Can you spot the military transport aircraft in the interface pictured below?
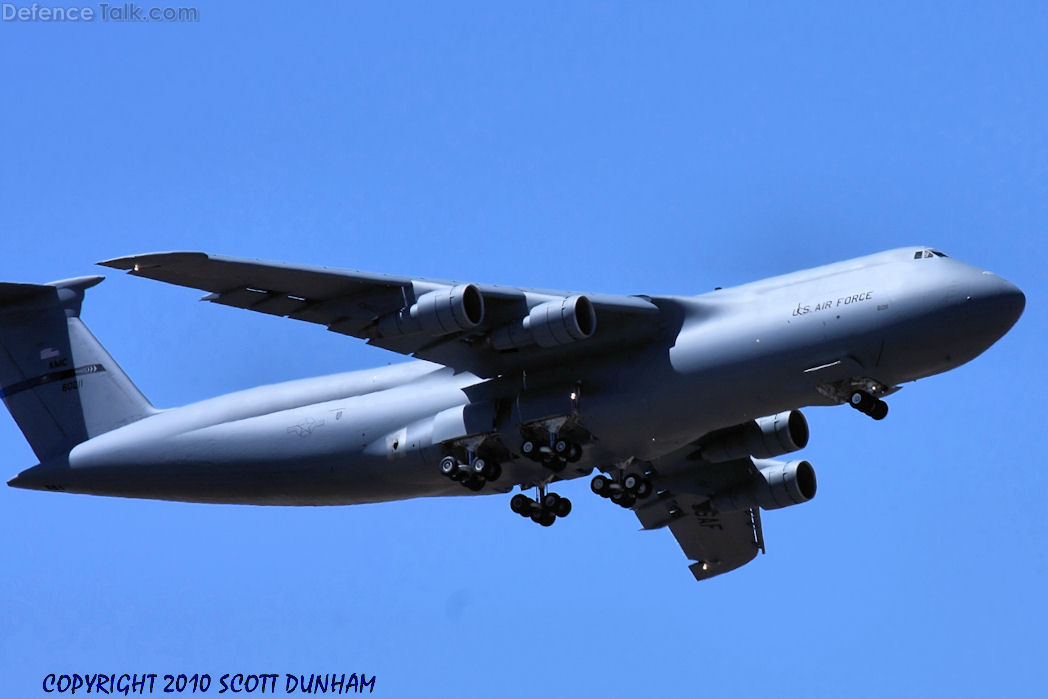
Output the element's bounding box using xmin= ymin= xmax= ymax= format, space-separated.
xmin=2 ymin=247 xmax=1024 ymax=580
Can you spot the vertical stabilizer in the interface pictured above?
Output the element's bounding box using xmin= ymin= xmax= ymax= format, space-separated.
xmin=0 ymin=276 xmax=155 ymax=461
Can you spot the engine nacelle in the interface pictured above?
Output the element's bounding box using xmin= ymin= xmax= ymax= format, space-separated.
xmin=378 ymin=284 xmax=485 ymax=337
xmin=491 ymin=295 xmax=596 ymax=350
xmin=698 ymin=410 xmax=809 ymax=463
xmin=711 ymin=459 xmax=817 ymax=512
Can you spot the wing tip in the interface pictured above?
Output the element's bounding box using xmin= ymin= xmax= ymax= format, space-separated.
xmin=690 ymin=558 xmax=747 ymax=581
xmin=97 ymin=251 xmax=209 ymax=271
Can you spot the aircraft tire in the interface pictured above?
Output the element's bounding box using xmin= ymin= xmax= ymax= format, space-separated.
xmin=612 ymin=492 xmax=636 ymax=508
xmin=440 ymin=456 xmax=458 ymax=476
xmin=535 ymin=511 xmax=556 ymax=527
xmin=623 ymin=473 xmax=641 ymax=492
xmin=871 ymin=400 xmax=889 ymax=420
xmin=554 ymin=497 xmax=572 ymax=518
xmin=510 ymin=493 xmax=531 ymax=515
xmin=850 ymin=390 xmax=875 ymax=412
xmin=635 ymin=479 xmax=653 ymax=499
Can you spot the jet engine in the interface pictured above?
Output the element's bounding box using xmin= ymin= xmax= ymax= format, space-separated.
xmin=378 ymin=284 xmax=485 ymax=337
xmin=711 ymin=459 xmax=817 ymax=512
xmin=699 ymin=410 xmax=809 ymax=463
xmin=491 ymin=295 xmax=596 ymax=350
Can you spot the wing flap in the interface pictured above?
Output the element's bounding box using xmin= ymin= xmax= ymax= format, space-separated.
xmin=634 ymin=486 xmax=763 ymax=581
xmin=671 ymin=504 xmax=764 ymax=581
xmin=637 ymin=454 xmax=769 ymax=581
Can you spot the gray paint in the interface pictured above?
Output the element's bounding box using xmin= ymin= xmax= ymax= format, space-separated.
xmin=2 ymin=246 xmax=1025 ymax=580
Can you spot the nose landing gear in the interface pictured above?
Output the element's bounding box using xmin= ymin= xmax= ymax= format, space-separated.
xmin=849 ymin=390 xmax=888 ymax=420
xmin=818 ymin=377 xmax=898 ymax=422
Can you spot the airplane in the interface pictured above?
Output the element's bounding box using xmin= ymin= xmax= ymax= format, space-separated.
xmin=1 ymin=246 xmax=1025 ymax=580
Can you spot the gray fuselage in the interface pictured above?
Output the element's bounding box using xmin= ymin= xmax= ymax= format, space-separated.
xmin=8 ymin=247 xmax=1024 ymax=504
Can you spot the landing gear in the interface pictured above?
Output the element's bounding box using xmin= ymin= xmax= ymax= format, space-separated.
xmin=622 ymin=473 xmax=653 ymax=498
xmin=849 ymin=390 xmax=888 ymax=421
xmin=440 ymin=455 xmax=459 ymax=478
xmin=470 ymin=458 xmax=502 ymax=481
xmin=520 ymin=433 xmax=583 ymax=473
xmin=511 ymin=488 xmax=571 ymax=526
xmin=591 ymin=470 xmax=652 ymax=509
xmin=440 ymin=453 xmax=502 ymax=491
xmin=543 ymin=492 xmax=573 ymax=517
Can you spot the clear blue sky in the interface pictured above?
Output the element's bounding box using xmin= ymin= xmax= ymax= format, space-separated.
xmin=2 ymin=2 xmax=1045 ymax=697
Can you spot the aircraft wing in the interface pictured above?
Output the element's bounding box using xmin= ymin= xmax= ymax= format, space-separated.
xmin=635 ymin=457 xmax=766 ymax=581
xmin=99 ymin=252 xmax=663 ymax=377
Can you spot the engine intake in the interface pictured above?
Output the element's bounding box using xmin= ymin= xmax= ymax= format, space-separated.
xmin=378 ymin=284 xmax=485 ymax=337
xmin=711 ymin=459 xmax=817 ymax=512
xmin=491 ymin=295 xmax=597 ymax=350
xmin=699 ymin=410 xmax=809 ymax=463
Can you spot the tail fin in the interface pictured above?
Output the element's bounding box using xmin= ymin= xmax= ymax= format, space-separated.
xmin=0 ymin=276 xmax=155 ymax=461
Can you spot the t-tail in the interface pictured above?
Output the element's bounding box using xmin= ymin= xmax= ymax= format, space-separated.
xmin=0 ymin=276 xmax=155 ymax=465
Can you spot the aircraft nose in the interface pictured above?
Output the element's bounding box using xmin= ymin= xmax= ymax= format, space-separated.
xmin=967 ymin=271 xmax=1025 ymax=340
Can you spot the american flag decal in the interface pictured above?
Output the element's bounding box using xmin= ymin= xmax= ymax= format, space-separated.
xmin=39 ymin=348 xmax=60 ymax=360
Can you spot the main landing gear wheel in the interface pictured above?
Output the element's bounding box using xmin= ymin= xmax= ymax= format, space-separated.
xmin=591 ymin=471 xmax=651 ymax=509
xmin=621 ymin=472 xmax=651 ymax=498
xmin=521 ymin=433 xmax=584 ymax=473
xmin=590 ymin=475 xmax=612 ymax=497
xmin=542 ymin=492 xmax=572 ymax=517
xmin=470 ymin=458 xmax=501 ymax=481
xmin=532 ymin=510 xmax=557 ymax=527
xmin=440 ymin=454 xmax=502 ymax=491
xmin=510 ymin=493 xmax=531 ymax=515
xmin=849 ymin=390 xmax=889 ymax=421
xmin=510 ymin=491 xmax=572 ymax=526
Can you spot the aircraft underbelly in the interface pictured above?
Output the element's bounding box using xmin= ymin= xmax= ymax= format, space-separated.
xmin=53 ymin=376 xmax=475 ymax=504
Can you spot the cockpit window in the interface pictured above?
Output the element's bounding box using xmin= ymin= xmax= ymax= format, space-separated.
xmin=914 ymin=248 xmax=948 ymax=259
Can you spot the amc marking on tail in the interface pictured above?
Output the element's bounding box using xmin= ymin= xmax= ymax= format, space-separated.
xmin=0 ymin=363 xmax=106 ymax=399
